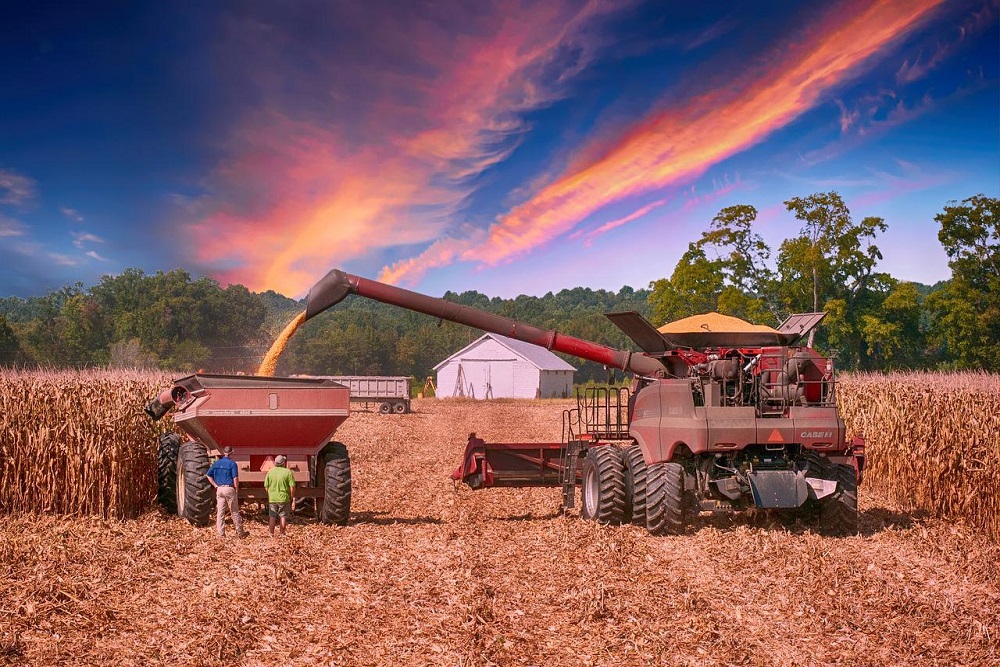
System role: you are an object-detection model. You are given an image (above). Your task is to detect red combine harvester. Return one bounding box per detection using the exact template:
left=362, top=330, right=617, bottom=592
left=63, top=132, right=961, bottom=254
left=146, top=374, right=352, bottom=526
left=303, top=269, right=865, bottom=536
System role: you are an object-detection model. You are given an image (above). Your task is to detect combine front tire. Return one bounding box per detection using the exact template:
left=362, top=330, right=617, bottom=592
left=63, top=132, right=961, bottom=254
left=623, top=444, right=649, bottom=526
left=646, top=462, right=687, bottom=536
left=157, top=433, right=180, bottom=514
left=579, top=446, right=626, bottom=524
left=319, top=442, right=352, bottom=525
left=176, top=441, right=213, bottom=526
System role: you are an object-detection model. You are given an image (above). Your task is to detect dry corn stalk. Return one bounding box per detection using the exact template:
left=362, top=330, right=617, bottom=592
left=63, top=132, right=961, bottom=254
left=838, top=372, right=1000, bottom=541
left=0, top=369, right=173, bottom=519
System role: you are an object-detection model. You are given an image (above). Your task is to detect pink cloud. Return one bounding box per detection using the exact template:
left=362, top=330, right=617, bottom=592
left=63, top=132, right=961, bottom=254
left=385, top=0, right=946, bottom=284
left=188, top=1, right=632, bottom=296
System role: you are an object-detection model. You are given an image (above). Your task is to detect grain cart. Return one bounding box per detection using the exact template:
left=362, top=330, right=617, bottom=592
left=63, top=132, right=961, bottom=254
left=146, top=374, right=352, bottom=526
left=302, top=268, right=865, bottom=536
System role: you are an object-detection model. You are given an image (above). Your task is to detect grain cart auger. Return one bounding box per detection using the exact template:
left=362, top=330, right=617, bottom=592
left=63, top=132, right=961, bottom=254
left=146, top=375, right=352, bottom=526
left=304, top=268, right=866, bottom=536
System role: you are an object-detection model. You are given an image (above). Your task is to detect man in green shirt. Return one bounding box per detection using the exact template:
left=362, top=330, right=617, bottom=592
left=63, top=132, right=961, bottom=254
left=264, top=455, right=296, bottom=537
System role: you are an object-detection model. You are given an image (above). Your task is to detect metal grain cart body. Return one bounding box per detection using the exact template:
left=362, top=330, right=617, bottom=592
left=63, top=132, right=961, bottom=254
left=146, top=374, right=352, bottom=526
left=302, top=268, right=866, bottom=536
left=299, top=375, right=411, bottom=414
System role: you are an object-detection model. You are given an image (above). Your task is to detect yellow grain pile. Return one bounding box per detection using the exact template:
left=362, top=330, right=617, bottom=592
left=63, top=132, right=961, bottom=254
left=257, top=310, right=306, bottom=376
left=658, top=312, right=778, bottom=334
left=0, top=369, right=173, bottom=519
left=838, top=372, right=1000, bottom=541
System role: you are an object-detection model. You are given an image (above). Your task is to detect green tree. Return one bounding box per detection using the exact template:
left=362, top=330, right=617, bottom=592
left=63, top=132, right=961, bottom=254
left=779, top=192, right=889, bottom=361
left=648, top=243, right=724, bottom=325
left=926, top=194, right=999, bottom=370
left=0, top=313, right=22, bottom=365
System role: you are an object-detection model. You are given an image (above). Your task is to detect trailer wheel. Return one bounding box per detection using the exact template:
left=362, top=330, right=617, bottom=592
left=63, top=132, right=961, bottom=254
left=319, top=442, right=352, bottom=526
left=579, top=446, right=626, bottom=525
left=379, top=402, right=392, bottom=414
left=804, top=454, right=859, bottom=536
left=393, top=401, right=406, bottom=414
left=623, top=444, right=649, bottom=526
left=646, top=462, right=687, bottom=536
left=176, top=441, right=213, bottom=526
left=157, top=433, right=181, bottom=514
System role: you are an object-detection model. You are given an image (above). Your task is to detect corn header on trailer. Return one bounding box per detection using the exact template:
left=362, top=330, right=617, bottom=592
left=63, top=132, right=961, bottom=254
left=306, top=269, right=865, bottom=536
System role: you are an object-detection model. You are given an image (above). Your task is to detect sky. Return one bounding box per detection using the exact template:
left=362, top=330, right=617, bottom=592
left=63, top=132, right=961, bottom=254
left=0, top=0, right=997, bottom=300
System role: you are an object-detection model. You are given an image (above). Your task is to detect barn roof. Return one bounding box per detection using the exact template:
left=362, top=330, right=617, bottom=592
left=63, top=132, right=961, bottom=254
left=433, top=333, right=576, bottom=372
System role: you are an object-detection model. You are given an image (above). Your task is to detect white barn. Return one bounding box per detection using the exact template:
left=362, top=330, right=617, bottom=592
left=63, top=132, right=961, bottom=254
left=434, top=333, right=576, bottom=399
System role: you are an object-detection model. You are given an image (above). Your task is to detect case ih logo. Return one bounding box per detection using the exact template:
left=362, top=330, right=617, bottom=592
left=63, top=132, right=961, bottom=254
left=801, top=431, right=833, bottom=439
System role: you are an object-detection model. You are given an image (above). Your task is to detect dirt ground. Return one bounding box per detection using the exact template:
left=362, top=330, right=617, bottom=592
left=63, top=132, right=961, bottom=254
left=1, top=399, right=997, bottom=666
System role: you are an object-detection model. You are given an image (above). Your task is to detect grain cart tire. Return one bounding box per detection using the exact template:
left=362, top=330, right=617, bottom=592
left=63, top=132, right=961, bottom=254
left=393, top=401, right=406, bottom=414
left=579, top=446, right=626, bottom=524
left=646, top=462, right=687, bottom=536
left=176, top=441, right=213, bottom=526
left=379, top=402, right=392, bottom=414
left=319, top=442, right=352, bottom=526
left=157, top=433, right=181, bottom=514
left=622, top=444, right=649, bottom=526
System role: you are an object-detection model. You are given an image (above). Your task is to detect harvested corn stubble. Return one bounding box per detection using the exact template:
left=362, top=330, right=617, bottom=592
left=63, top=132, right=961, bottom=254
left=0, top=396, right=997, bottom=666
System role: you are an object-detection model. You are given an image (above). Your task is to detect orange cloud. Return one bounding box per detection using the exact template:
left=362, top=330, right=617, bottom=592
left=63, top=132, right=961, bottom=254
left=383, top=0, right=946, bottom=285
left=188, top=2, right=628, bottom=297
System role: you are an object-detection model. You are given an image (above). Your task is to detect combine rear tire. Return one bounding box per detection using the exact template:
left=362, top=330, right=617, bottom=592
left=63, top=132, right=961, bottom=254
left=176, top=441, right=213, bottom=526
left=157, top=433, right=180, bottom=514
left=646, top=462, right=687, bottom=536
left=319, top=442, right=352, bottom=525
left=807, top=454, right=859, bottom=536
left=623, top=444, right=649, bottom=526
left=579, top=446, right=626, bottom=524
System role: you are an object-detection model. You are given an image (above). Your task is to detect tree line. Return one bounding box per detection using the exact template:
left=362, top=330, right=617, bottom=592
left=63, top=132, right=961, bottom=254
left=0, top=192, right=996, bottom=376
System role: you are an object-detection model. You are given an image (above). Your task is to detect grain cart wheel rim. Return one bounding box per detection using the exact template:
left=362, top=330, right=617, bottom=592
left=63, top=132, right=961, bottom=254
left=622, top=444, right=649, bottom=527
left=379, top=402, right=391, bottom=414
left=393, top=401, right=406, bottom=414
left=157, top=433, right=181, bottom=515
left=645, top=462, right=687, bottom=536
left=175, top=441, right=214, bottom=527
left=319, top=442, right=352, bottom=526
left=579, top=446, right=626, bottom=525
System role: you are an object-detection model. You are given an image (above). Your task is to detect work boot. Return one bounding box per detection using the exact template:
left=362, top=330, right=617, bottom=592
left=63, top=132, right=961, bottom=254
left=237, top=530, right=250, bottom=539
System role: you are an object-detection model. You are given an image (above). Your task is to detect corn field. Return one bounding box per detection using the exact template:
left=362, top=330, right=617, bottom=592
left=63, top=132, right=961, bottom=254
left=837, top=371, right=1000, bottom=541
left=0, top=370, right=172, bottom=519
left=0, top=369, right=998, bottom=539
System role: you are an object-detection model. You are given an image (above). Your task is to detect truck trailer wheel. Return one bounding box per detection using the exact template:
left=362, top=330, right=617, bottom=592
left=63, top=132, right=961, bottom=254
left=579, top=446, right=626, bottom=524
left=622, top=444, right=649, bottom=526
left=157, top=433, right=181, bottom=514
left=319, top=442, right=352, bottom=526
left=645, top=462, right=687, bottom=536
left=176, top=441, right=213, bottom=526
left=393, top=401, right=406, bottom=414
left=379, top=402, right=392, bottom=414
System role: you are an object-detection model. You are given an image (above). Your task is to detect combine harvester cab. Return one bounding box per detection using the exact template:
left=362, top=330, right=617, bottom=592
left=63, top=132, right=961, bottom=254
left=146, top=374, right=352, bottom=527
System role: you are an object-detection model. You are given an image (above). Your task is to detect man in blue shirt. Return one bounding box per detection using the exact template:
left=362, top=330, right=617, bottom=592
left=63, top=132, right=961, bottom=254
left=206, top=446, right=249, bottom=538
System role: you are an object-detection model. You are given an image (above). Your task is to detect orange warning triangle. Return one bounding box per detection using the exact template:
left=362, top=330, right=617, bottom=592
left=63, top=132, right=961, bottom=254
left=767, top=429, right=784, bottom=443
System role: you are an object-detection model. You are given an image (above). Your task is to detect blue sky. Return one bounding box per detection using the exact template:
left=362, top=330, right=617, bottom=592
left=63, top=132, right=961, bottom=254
left=0, top=0, right=997, bottom=299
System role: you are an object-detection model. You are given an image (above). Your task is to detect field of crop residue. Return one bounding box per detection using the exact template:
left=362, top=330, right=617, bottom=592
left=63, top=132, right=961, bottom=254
left=1, top=398, right=998, bottom=666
